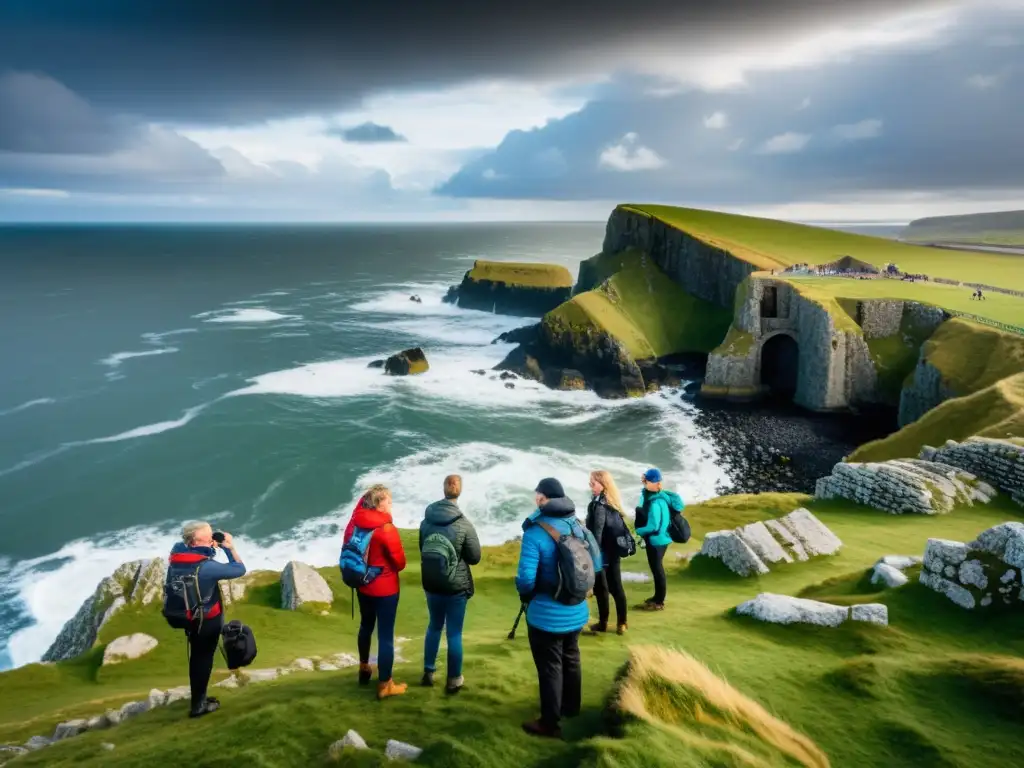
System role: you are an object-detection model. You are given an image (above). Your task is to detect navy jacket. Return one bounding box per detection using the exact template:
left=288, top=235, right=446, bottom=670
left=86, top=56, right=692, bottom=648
left=168, top=542, right=246, bottom=618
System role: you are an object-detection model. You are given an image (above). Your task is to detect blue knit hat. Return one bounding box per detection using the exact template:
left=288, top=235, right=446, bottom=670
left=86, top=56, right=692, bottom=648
left=643, top=468, right=663, bottom=483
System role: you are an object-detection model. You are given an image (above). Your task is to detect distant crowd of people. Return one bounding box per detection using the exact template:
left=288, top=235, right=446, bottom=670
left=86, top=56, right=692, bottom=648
left=163, top=469, right=684, bottom=739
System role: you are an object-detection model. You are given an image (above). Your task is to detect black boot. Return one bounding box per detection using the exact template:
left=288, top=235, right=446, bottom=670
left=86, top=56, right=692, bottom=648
left=189, top=697, right=220, bottom=719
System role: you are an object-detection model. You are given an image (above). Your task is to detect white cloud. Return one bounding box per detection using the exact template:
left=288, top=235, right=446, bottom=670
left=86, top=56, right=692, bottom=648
left=1, top=187, right=70, bottom=198
left=832, top=118, right=883, bottom=140
left=598, top=132, right=666, bottom=171
left=757, top=132, right=811, bottom=154
left=727, top=138, right=745, bottom=152
left=703, top=111, right=728, bottom=129
left=797, top=96, right=812, bottom=111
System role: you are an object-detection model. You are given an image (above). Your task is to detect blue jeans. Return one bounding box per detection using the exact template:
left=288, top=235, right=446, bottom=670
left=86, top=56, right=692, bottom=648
left=423, top=592, right=467, bottom=678
left=357, top=592, right=399, bottom=681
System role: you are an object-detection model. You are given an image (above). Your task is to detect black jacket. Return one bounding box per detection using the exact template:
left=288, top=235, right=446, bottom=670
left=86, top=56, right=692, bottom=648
left=586, top=493, right=626, bottom=559
left=418, top=499, right=483, bottom=597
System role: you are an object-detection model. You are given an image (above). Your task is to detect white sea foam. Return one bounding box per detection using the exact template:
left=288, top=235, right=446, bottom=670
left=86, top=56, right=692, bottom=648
left=0, top=398, right=56, bottom=418
left=198, top=308, right=300, bottom=324
left=82, top=404, right=210, bottom=444
left=100, top=347, right=179, bottom=368
left=141, top=328, right=197, bottom=344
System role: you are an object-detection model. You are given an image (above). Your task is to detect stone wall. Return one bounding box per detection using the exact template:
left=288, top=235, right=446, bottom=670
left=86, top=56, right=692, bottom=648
left=815, top=457, right=997, bottom=514
left=898, top=360, right=953, bottom=427
left=858, top=300, right=904, bottom=339
left=921, top=437, right=1024, bottom=505
left=919, top=522, right=1024, bottom=609
left=602, top=207, right=757, bottom=310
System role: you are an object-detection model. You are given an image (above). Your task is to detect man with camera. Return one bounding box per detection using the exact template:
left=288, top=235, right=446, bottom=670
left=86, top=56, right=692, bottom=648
left=165, top=521, right=246, bottom=718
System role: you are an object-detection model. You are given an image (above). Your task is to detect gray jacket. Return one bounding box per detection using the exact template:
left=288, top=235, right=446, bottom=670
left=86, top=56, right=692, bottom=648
left=418, top=499, right=482, bottom=597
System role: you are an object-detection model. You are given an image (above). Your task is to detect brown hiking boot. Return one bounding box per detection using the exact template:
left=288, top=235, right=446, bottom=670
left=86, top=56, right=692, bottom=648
left=617, top=623, right=628, bottom=635
left=638, top=602, right=665, bottom=611
left=377, top=679, right=408, bottom=699
left=522, top=719, right=562, bottom=739
left=358, top=663, right=374, bottom=686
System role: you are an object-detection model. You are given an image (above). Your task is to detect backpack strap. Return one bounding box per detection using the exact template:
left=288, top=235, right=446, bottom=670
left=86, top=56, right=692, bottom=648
left=535, top=520, right=561, bottom=542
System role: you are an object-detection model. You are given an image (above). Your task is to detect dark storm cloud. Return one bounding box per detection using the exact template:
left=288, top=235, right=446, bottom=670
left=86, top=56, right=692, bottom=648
left=328, top=122, right=407, bottom=143
left=0, top=0, right=951, bottom=124
left=436, top=9, right=1024, bottom=205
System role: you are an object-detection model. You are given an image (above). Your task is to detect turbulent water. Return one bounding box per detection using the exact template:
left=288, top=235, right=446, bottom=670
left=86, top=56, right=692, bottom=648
left=0, top=223, right=730, bottom=670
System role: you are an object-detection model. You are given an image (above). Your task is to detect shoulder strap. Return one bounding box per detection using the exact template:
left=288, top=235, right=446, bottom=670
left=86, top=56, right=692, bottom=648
left=535, top=520, right=562, bottom=542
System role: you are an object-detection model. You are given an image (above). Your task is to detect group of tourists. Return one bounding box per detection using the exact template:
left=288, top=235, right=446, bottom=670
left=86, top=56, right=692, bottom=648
left=163, top=468, right=684, bottom=739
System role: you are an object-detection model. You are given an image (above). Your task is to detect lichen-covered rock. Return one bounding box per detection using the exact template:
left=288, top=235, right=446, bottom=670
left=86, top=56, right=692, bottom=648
left=923, top=539, right=969, bottom=573
left=281, top=561, right=333, bottom=610
left=102, top=633, right=159, bottom=665
left=736, top=521, right=793, bottom=565
left=850, top=604, right=889, bottom=626
left=129, top=558, right=167, bottom=605
left=384, top=347, right=429, bottom=376
left=920, top=571, right=977, bottom=609
left=763, top=519, right=809, bottom=561
left=921, top=437, right=1024, bottom=505
left=736, top=593, right=849, bottom=627
left=778, top=508, right=842, bottom=556
left=385, top=739, right=424, bottom=762
left=815, top=458, right=985, bottom=515
left=871, top=563, right=909, bottom=588
left=698, top=531, right=769, bottom=577
left=920, top=523, right=1024, bottom=609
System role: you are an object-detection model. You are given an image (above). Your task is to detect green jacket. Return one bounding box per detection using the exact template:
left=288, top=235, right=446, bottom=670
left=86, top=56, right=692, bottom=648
left=418, top=499, right=482, bottom=597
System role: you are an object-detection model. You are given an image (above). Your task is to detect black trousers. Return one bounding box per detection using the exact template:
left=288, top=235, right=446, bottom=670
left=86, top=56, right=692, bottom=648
left=187, top=615, right=224, bottom=710
left=527, top=625, right=582, bottom=729
left=594, top=555, right=627, bottom=626
left=646, top=543, right=668, bottom=604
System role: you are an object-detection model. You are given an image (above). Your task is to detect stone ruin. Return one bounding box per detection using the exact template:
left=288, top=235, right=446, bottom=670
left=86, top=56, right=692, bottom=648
left=919, top=522, right=1024, bottom=610
left=696, top=508, right=842, bottom=577
left=814, top=458, right=996, bottom=515
left=921, top=437, right=1024, bottom=506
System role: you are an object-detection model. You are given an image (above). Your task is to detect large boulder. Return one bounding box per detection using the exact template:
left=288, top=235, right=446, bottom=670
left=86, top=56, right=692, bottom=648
left=737, top=593, right=888, bottom=628
left=43, top=558, right=167, bottom=663
left=919, top=522, right=1024, bottom=609
left=281, top=562, right=334, bottom=610
left=102, top=633, right=159, bottom=665
left=443, top=260, right=573, bottom=316
left=384, top=347, right=429, bottom=376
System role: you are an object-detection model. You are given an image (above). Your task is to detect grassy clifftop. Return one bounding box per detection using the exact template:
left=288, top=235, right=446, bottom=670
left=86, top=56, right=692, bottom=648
left=622, top=204, right=1024, bottom=291
left=467, top=260, right=573, bottom=288
left=902, top=209, right=1024, bottom=247
left=4, top=495, right=1024, bottom=766
left=920, top=318, right=1024, bottom=394
left=545, top=249, right=732, bottom=360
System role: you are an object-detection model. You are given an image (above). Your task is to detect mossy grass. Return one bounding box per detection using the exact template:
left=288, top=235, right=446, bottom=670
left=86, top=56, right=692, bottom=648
left=919, top=318, right=1024, bottom=394
left=3, top=494, right=1024, bottom=766
left=865, top=311, right=942, bottom=402
left=466, top=260, right=573, bottom=289
left=621, top=204, right=1024, bottom=291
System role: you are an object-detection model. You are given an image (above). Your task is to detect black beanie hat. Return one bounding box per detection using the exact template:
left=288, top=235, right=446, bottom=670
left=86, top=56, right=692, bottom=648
left=535, top=477, right=565, bottom=499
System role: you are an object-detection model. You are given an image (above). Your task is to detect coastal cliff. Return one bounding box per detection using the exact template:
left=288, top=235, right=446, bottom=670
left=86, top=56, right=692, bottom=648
left=443, top=260, right=573, bottom=316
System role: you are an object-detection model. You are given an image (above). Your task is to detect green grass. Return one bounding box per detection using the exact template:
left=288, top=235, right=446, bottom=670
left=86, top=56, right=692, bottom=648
left=621, top=204, right=1024, bottom=291
left=6, top=494, right=1024, bottom=766
left=849, top=372, right=1024, bottom=462
left=903, top=230, right=1024, bottom=247
left=784, top=277, right=1024, bottom=329
left=544, top=249, right=732, bottom=360
left=467, top=260, right=574, bottom=289
left=918, top=318, right=1024, bottom=394
left=865, top=311, right=943, bottom=403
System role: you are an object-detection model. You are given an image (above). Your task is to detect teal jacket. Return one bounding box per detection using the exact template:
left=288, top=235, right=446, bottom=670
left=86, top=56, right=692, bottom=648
left=635, top=489, right=683, bottom=547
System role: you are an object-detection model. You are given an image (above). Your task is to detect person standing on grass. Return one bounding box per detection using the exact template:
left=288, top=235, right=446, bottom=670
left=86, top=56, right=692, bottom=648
left=342, top=484, right=408, bottom=699
left=516, top=477, right=592, bottom=739
left=419, top=474, right=481, bottom=694
left=634, top=468, right=680, bottom=612
left=585, top=470, right=630, bottom=635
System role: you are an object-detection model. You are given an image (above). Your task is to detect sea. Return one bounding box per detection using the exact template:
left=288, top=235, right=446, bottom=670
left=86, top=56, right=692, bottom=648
left=0, top=223, right=733, bottom=671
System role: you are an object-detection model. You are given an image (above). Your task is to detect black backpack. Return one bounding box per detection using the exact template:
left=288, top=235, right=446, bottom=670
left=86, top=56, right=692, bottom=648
left=666, top=499, right=691, bottom=544
left=604, top=510, right=636, bottom=558
left=221, top=620, right=258, bottom=669
left=535, top=520, right=599, bottom=606
left=163, top=560, right=215, bottom=630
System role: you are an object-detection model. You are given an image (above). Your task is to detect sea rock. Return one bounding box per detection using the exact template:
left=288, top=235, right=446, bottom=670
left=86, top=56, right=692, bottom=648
left=367, top=359, right=385, bottom=369
left=385, top=739, right=424, bottom=761
left=43, top=558, right=171, bottom=662
left=281, top=561, right=334, bottom=610
left=329, top=730, right=369, bottom=757
left=444, top=260, right=573, bottom=316
left=871, top=563, right=909, bottom=588
left=736, top=593, right=849, bottom=627
left=52, top=719, right=88, bottom=741
left=384, top=347, right=430, bottom=376
left=23, top=736, right=51, bottom=751
left=850, top=604, right=889, bottom=626
left=102, top=633, right=159, bottom=665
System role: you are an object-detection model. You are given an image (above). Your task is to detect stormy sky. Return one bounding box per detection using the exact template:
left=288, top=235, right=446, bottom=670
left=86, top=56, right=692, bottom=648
left=1, top=0, right=1021, bottom=222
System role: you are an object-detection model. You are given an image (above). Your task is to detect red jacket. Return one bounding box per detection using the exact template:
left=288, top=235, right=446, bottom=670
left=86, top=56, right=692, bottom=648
left=342, top=500, right=406, bottom=597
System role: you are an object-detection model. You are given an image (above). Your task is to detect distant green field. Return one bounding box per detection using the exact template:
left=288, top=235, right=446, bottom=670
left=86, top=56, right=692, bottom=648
left=467, top=260, right=573, bottom=288
left=902, top=230, right=1024, bottom=247
left=783, top=277, right=1024, bottom=329
left=622, top=204, right=1024, bottom=291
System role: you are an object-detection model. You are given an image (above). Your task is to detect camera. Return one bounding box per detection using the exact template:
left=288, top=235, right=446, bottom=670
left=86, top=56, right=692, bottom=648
left=212, top=531, right=226, bottom=544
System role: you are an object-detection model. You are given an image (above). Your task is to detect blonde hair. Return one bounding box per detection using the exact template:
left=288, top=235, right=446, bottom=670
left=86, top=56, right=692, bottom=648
left=590, top=471, right=625, bottom=518
left=443, top=474, right=462, bottom=499
left=363, top=484, right=391, bottom=509
left=181, top=520, right=211, bottom=546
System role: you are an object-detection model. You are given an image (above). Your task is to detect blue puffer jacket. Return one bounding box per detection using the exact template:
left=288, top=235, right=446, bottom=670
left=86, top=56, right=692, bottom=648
left=635, top=489, right=684, bottom=548
left=515, top=497, right=591, bottom=634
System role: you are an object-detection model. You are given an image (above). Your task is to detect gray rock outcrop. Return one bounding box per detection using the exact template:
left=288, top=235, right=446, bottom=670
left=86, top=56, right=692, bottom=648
left=385, top=739, right=424, bottom=762
left=329, top=730, right=369, bottom=757
left=281, top=561, right=334, bottom=610
left=102, top=633, right=159, bottom=665
left=815, top=458, right=995, bottom=514
left=696, top=508, right=841, bottom=576
left=919, top=523, right=1024, bottom=609
left=736, top=593, right=888, bottom=628
left=42, top=558, right=167, bottom=662
left=921, top=437, right=1024, bottom=505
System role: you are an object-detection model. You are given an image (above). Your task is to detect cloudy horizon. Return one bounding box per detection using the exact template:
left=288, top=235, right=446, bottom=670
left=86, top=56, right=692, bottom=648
left=1, top=0, right=1022, bottom=223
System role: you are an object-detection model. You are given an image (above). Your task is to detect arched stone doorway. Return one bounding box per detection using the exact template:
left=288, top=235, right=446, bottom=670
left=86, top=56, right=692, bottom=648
left=760, top=333, right=799, bottom=399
